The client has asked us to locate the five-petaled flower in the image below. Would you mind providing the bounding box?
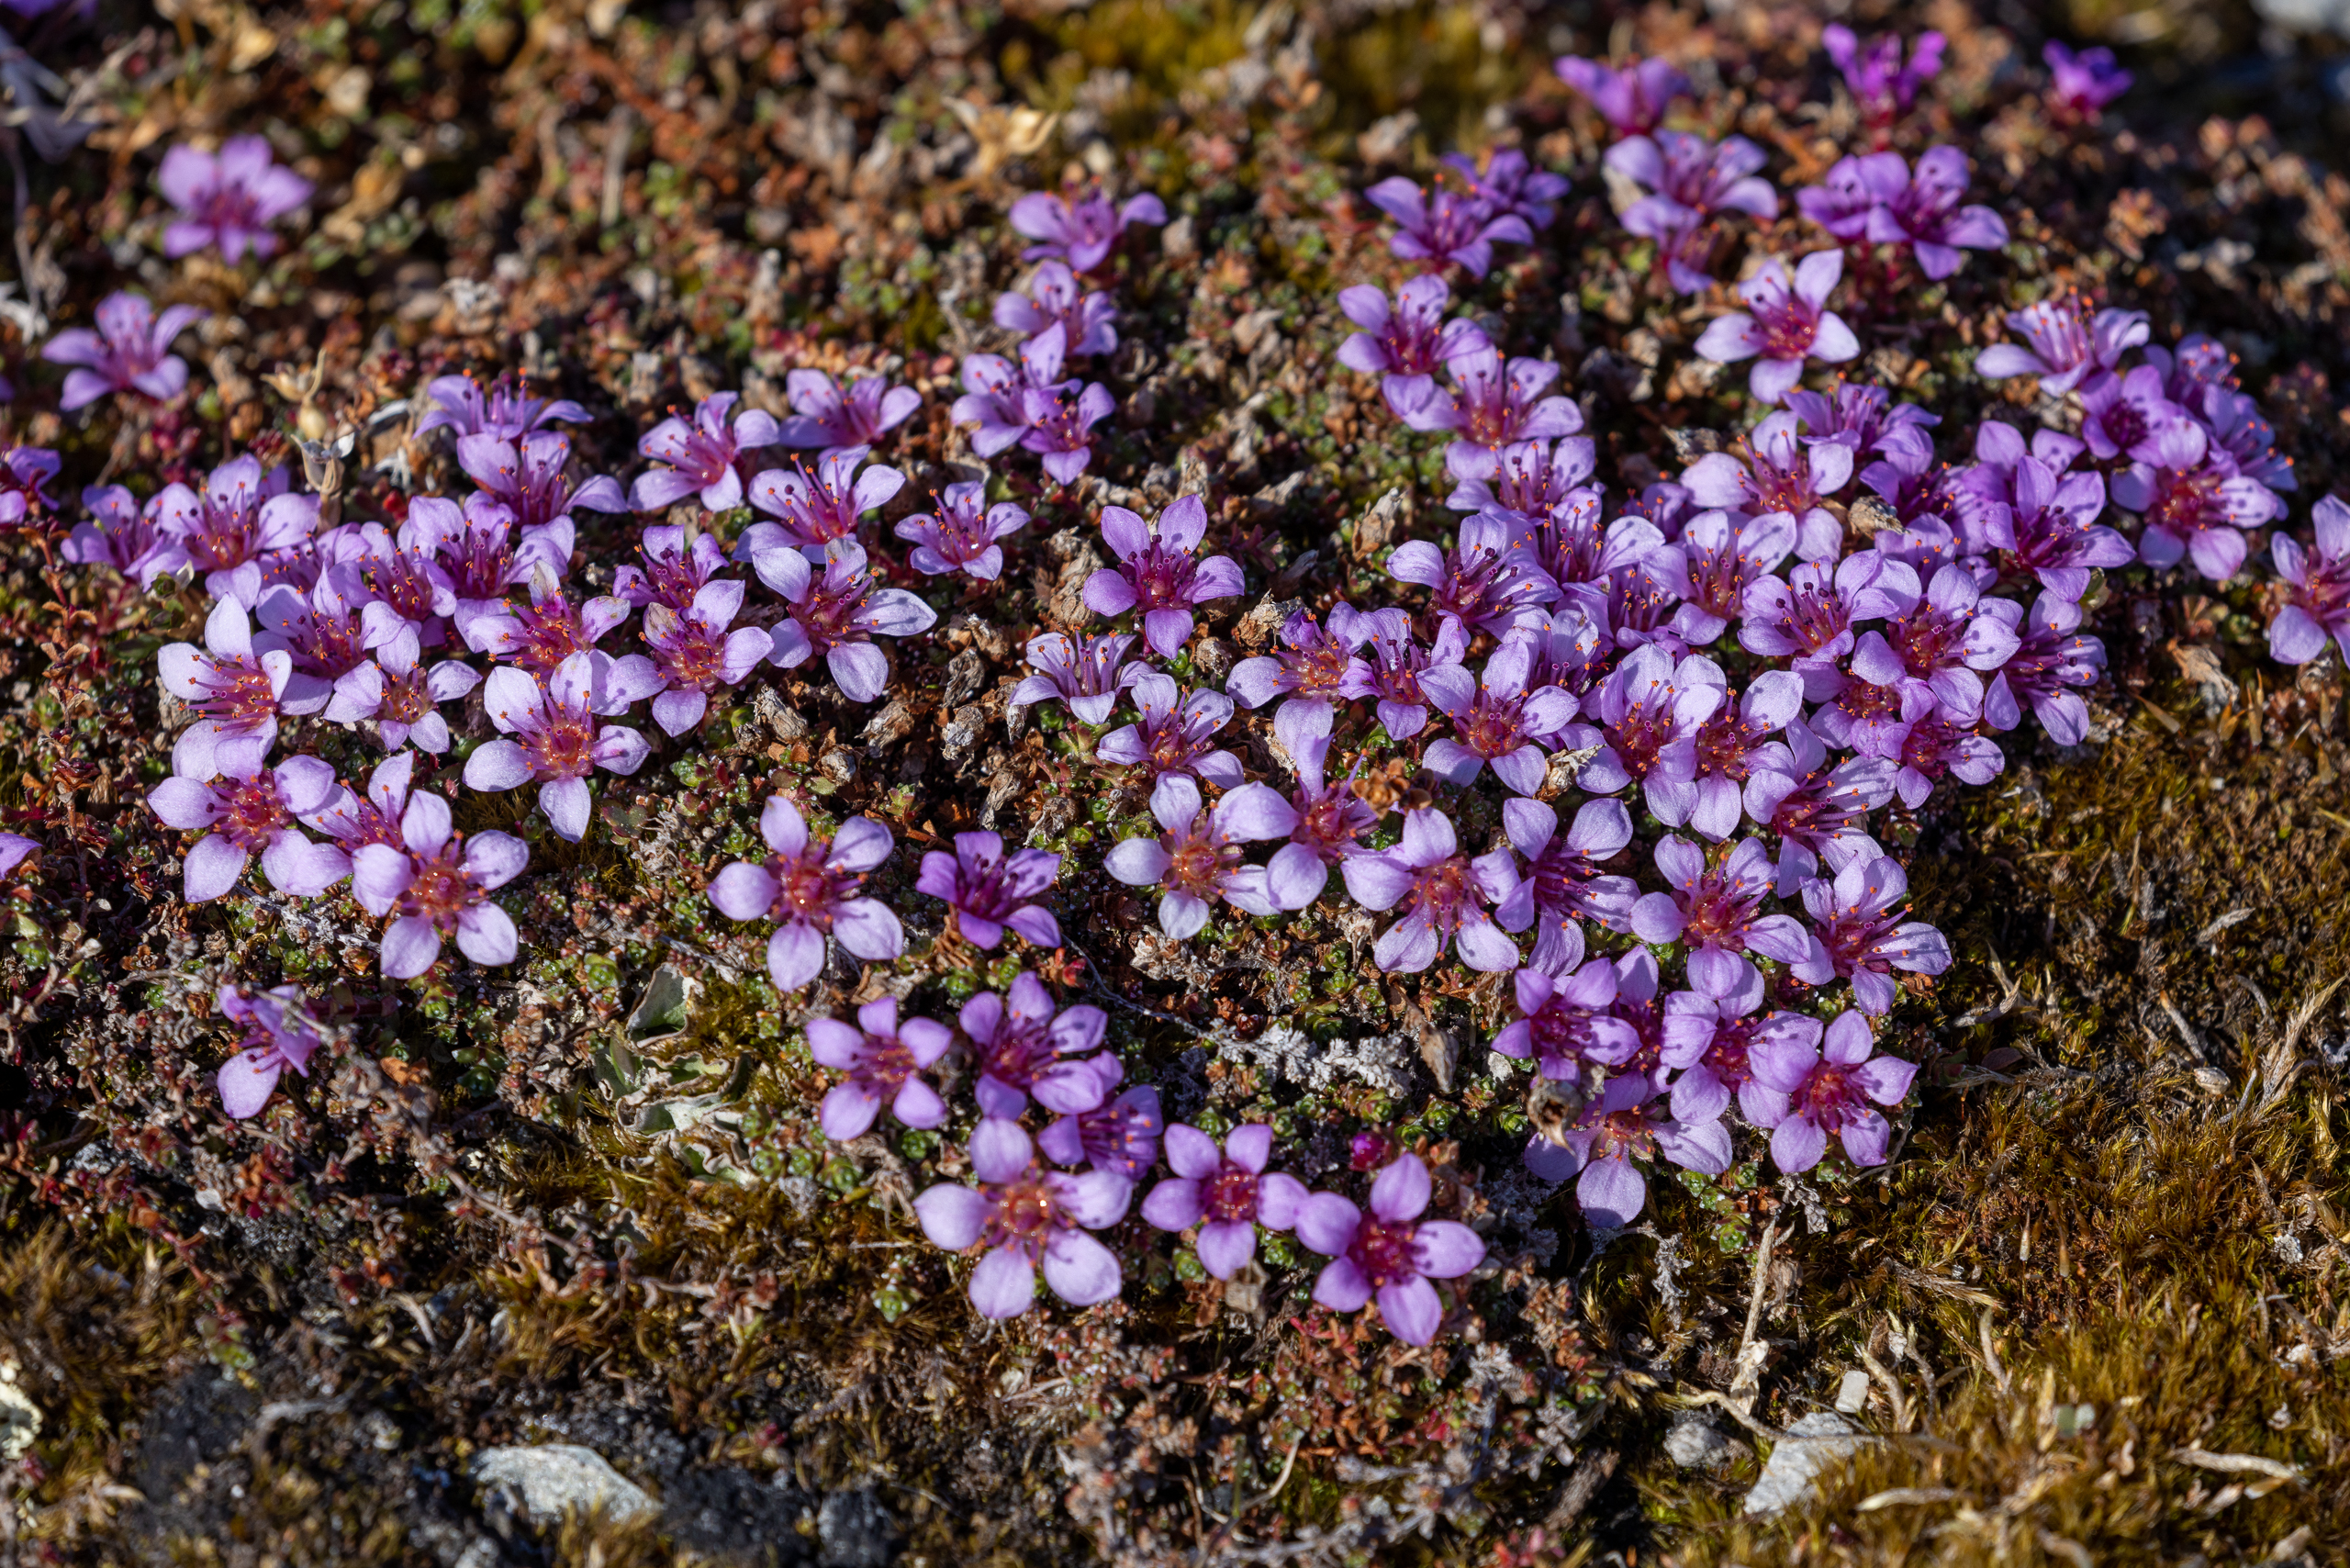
[1747,1010,1917,1172]
[756,541,939,703]
[632,392,782,513]
[775,370,923,455]
[462,655,652,842]
[1790,855,1953,1014]
[917,832,1063,950]
[807,998,953,1142]
[1693,251,1861,405]
[350,790,529,979]
[1098,670,1245,787]
[639,582,773,735]
[1294,1154,1485,1346]
[1105,774,1296,938]
[158,135,313,261]
[1082,496,1246,658]
[1553,55,1691,137]
[43,291,207,410]
[215,984,334,1121]
[1008,187,1168,273]
[960,971,1113,1118]
[148,751,350,903]
[2268,495,2350,666]
[1365,176,1534,281]
[706,797,903,993]
[915,1119,1131,1319]
[161,599,326,778]
[1342,806,1521,973]
[1143,1124,1309,1279]
[894,483,1030,581]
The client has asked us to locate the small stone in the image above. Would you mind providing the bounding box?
[820,749,859,784]
[1663,1416,1731,1471]
[471,1445,658,1527]
[1740,1411,1867,1516]
[1835,1369,1872,1415]
[1191,636,1234,683]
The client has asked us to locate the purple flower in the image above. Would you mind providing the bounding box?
[2076,364,2182,465]
[1742,716,1897,894]
[1682,414,1852,566]
[1103,774,1296,938]
[1418,636,1574,796]
[1494,797,1638,971]
[0,448,58,532]
[614,524,728,611]
[1609,132,1779,293]
[1739,554,1921,683]
[159,599,323,778]
[917,832,1062,950]
[1364,177,1532,281]
[1335,276,1493,422]
[1008,187,1167,273]
[951,330,1069,457]
[415,373,589,442]
[1334,603,1468,741]
[1144,1123,1309,1278]
[1010,631,1139,726]
[1974,296,2149,395]
[63,484,165,579]
[961,971,1113,1118]
[1266,703,1379,912]
[1850,563,2021,721]
[2195,385,2296,495]
[1983,592,2105,746]
[1438,148,1570,230]
[1294,1154,1484,1345]
[775,370,923,454]
[1748,1010,1917,1172]
[707,801,901,994]
[1341,806,1520,973]
[2116,421,2285,583]
[464,573,631,682]
[1553,55,1691,137]
[894,482,1029,582]
[1225,608,1375,724]
[146,454,318,608]
[1694,252,1861,405]
[1794,151,1906,242]
[637,581,770,736]
[1631,835,1820,993]
[2143,334,2241,406]
[1786,384,1941,459]
[1082,496,1246,658]
[1661,962,1824,1125]
[807,998,952,1141]
[1957,422,2132,601]
[147,751,349,903]
[1493,945,1636,1080]
[1822,24,1944,127]
[1447,437,1602,533]
[1040,1075,1164,1182]
[1891,708,2005,808]
[757,541,937,703]
[917,1120,1129,1319]
[1652,672,1806,841]
[457,431,628,531]
[215,985,330,1120]
[1388,511,1559,638]
[1576,643,1726,804]
[1791,856,1952,1014]
[158,135,312,261]
[739,448,906,560]
[1421,347,1584,478]
[632,392,781,513]
[994,260,1118,357]
[42,291,206,410]
[1863,147,2009,279]
[2268,496,2350,666]
[1099,670,1244,789]
[2044,40,2131,120]
[1521,1075,1730,1226]
[300,752,416,856]
[463,655,651,841]
[1666,510,1803,643]
[349,791,529,979]
[253,570,374,700]
[398,491,571,637]
[1017,372,1116,486]
[323,624,482,754]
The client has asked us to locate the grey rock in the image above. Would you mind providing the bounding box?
[471,1444,658,1527]
[1664,1416,1733,1471]
[1740,1412,1867,1516]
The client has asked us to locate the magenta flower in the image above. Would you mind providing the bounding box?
[158,135,312,261]
[950,330,1069,457]
[160,599,323,778]
[1335,276,1492,422]
[148,751,349,904]
[775,370,923,454]
[1105,774,1296,938]
[807,998,952,1142]
[1010,630,1139,726]
[463,655,652,841]
[416,373,588,442]
[2044,40,2132,120]
[1521,1075,1731,1226]
[42,291,206,410]
[1785,384,1941,459]
[1630,835,1819,993]
[252,569,372,689]
[1891,709,2005,808]
[1494,794,1639,973]
[613,524,728,611]
[1695,252,1861,405]
[1082,496,1245,658]
[332,521,456,647]
[635,582,769,735]
[1575,644,1726,804]
[1438,147,1570,230]
[1266,703,1378,912]
[1742,718,1895,894]
[1983,592,2106,746]
[1659,966,1791,1122]
[1850,563,2021,721]
[397,491,570,639]
[350,791,529,979]
[1016,373,1116,486]
[1665,510,1802,642]
[915,1120,1129,1319]
[757,541,938,703]
[1516,605,1613,722]
[1364,177,1532,281]
[1739,554,1920,684]
[2268,496,2350,666]
[323,624,481,754]
[63,484,166,580]
[995,260,1118,357]
[1008,187,1167,273]
[1333,603,1468,741]
[961,972,1113,1118]
[1294,1154,1483,1346]
[1974,297,2149,395]
[0,447,59,532]
[1957,422,2132,602]
[300,751,416,856]
[1341,806,1520,973]
[740,448,907,560]
[917,832,1062,950]
[1040,1076,1164,1182]
[1224,608,1374,723]
[1651,672,1806,841]
[1098,670,1244,789]
[632,392,781,513]
[1683,417,1852,566]
[1418,637,1574,796]
[894,483,1029,582]
[1493,945,1637,1080]
[1447,436,1602,532]
[1610,132,1779,293]
[456,431,628,531]
[1388,511,1559,638]
[146,454,318,609]
[1143,1123,1309,1278]
[1822,24,1944,127]
[707,797,901,992]
[1863,148,2009,280]
[464,573,631,681]
[1553,56,1691,137]
[1790,856,1952,1014]
[1417,347,1584,477]
[215,985,330,1120]
[2195,386,2295,495]
[1748,1010,1917,1172]
[2115,421,2284,583]
[1796,150,1904,242]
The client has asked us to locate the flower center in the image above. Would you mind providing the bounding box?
[845,1031,915,1097]
[380,664,434,724]
[503,599,594,675]
[188,498,262,571]
[1693,710,1765,779]
[217,777,288,849]
[1756,297,1819,362]
[195,656,279,731]
[400,847,480,931]
[766,848,859,926]
[654,621,725,690]
[364,550,443,624]
[981,1170,1063,1258]
[797,568,877,652]
[1166,826,1238,902]
[1681,876,1759,947]
[520,709,599,780]
[1348,1214,1423,1289]
[1794,1062,1862,1130]
[1202,1163,1259,1224]
[1406,855,1477,935]
[1460,691,1529,758]
[443,530,515,600]
[1586,1107,1658,1166]
[1126,543,1197,613]
[1703,1017,1760,1088]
